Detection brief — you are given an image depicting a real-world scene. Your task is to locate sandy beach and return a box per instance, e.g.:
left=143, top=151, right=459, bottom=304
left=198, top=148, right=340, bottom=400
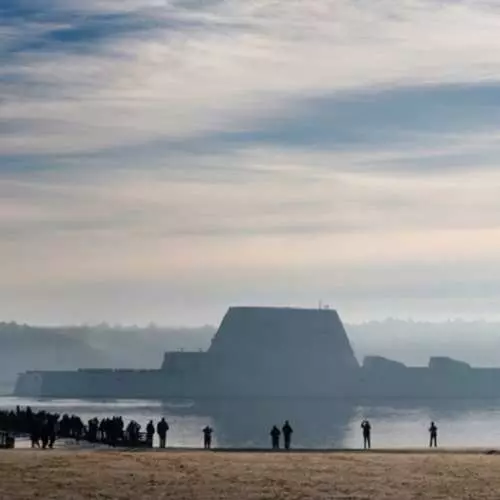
left=1, top=449, right=500, bottom=499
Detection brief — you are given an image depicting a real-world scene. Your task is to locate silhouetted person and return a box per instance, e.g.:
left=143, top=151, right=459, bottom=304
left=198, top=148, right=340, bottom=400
left=282, top=420, right=293, bottom=450
left=157, top=418, right=169, bottom=448
left=59, top=414, right=71, bottom=439
left=40, top=420, right=49, bottom=449
left=87, top=418, right=99, bottom=442
left=270, top=425, right=281, bottom=450
left=48, top=417, right=57, bottom=449
left=146, top=420, right=155, bottom=447
left=72, top=416, right=84, bottom=443
left=361, top=420, right=371, bottom=450
left=429, top=421, right=438, bottom=448
left=203, top=426, right=213, bottom=449
left=126, top=420, right=141, bottom=444
left=30, top=420, right=40, bottom=448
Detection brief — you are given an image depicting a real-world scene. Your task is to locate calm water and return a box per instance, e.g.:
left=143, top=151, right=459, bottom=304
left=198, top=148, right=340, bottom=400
left=3, top=396, right=500, bottom=449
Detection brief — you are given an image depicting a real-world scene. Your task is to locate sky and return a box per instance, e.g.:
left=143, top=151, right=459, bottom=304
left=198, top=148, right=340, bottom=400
left=2, top=0, right=500, bottom=325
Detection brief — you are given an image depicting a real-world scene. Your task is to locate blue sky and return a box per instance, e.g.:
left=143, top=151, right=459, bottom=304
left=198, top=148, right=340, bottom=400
left=2, top=0, right=500, bottom=325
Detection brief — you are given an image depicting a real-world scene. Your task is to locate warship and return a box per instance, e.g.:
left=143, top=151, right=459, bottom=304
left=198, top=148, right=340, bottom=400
left=14, top=306, right=500, bottom=399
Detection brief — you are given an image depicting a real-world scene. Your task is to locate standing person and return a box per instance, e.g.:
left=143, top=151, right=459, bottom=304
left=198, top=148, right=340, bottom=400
left=270, top=425, right=281, bottom=450
left=361, top=420, right=371, bottom=450
left=74, top=416, right=84, bottom=444
left=429, top=421, right=438, bottom=448
left=203, top=426, right=213, bottom=450
left=40, top=419, right=50, bottom=449
left=146, top=420, right=155, bottom=447
left=157, top=418, right=169, bottom=449
left=48, top=416, right=58, bottom=449
left=282, top=420, right=293, bottom=450
left=92, top=418, right=100, bottom=442
left=126, top=421, right=136, bottom=444
left=30, top=418, right=40, bottom=449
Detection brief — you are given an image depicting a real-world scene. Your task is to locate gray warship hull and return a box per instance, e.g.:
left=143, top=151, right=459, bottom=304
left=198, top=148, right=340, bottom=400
left=14, top=307, right=500, bottom=399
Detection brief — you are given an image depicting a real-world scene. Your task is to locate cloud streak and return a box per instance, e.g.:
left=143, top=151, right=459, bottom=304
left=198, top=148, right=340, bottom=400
left=3, top=0, right=500, bottom=323
left=4, top=0, right=500, bottom=156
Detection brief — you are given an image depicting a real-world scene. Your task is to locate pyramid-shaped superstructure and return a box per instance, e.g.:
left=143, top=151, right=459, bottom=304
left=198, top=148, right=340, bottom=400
left=204, top=307, right=359, bottom=396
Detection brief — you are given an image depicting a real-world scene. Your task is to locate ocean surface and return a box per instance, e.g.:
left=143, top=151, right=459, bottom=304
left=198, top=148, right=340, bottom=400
left=3, top=396, right=500, bottom=449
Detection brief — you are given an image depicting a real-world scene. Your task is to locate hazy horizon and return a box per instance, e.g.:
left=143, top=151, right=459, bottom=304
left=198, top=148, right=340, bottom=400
left=3, top=314, right=500, bottom=329
left=4, top=1, right=500, bottom=325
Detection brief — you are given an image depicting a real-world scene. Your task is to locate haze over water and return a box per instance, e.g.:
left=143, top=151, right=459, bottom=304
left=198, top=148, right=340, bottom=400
left=3, top=397, right=500, bottom=449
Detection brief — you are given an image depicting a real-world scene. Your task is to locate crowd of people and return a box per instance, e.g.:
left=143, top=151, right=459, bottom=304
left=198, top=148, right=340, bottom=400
left=0, top=407, right=60, bottom=449
left=0, top=407, right=439, bottom=450
left=0, top=406, right=216, bottom=450
left=0, top=407, right=158, bottom=448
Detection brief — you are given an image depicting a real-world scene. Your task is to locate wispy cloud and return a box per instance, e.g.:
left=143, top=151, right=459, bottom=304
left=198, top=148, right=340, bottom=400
left=2, top=0, right=500, bottom=323
left=4, top=0, right=500, bottom=156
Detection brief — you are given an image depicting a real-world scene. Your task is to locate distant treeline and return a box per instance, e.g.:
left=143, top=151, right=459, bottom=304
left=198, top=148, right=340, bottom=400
left=0, top=323, right=214, bottom=392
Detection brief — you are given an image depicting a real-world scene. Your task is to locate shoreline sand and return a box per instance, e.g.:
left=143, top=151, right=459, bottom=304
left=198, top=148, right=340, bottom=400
left=12, top=434, right=500, bottom=454
left=13, top=444, right=500, bottom=454
left=2, top=449, right=500, bottom=499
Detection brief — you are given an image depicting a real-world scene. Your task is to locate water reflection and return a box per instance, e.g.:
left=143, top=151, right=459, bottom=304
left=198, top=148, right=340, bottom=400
left=189, top=398, right=355, bottom=448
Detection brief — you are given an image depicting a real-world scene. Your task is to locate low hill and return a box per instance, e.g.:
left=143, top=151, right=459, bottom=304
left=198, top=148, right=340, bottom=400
left=0, top=323, right=214, bottom=394
left=0, top=324, right=108, bottom=393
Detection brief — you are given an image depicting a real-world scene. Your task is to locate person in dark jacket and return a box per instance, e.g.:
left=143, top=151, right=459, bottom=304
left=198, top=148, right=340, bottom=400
left=282, top=421, right=293, bottom=450
left=29, top=419, right=40, bottom=449
left=429, top=421, right=438, bottom=448
left=146, top=420, right=155, bottom=447
left=270, top=425, right=281, bottom=450
left=361, top=420, right=371, bottom=450
left=48, top=416, right=58, bottom=449
left=40, top=419, right=50, bottom=449
left=203, top=426, right=213, bottom=449
left=157, top=418, right=169, bottom=449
